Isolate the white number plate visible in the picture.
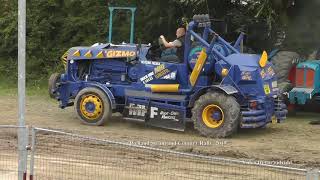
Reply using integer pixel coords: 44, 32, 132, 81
272, 81, 278, 88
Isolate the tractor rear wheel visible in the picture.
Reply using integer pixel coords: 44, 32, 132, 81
271, 51, 300, 93
75, 87, 111, 126
48, 73, 61, 99
192, 92, 240, 138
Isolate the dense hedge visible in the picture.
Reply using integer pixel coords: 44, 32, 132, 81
0, 0, 319, 85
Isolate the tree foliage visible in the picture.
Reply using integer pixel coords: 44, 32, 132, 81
0, 0, 319, 84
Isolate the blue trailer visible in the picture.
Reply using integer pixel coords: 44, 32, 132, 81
49, 14, 287, 137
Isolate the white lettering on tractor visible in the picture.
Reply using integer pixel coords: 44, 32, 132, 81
141, 61, 160, 66
128, 103, 147, 117
150, 107, 158, 118
140, 72, 154, 84
160, 111, 179, 121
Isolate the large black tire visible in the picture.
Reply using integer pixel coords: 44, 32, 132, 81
271, 51, 300, 92
75, 87, 111, 126
48, 73, 61, 99
192, 92, 240, 138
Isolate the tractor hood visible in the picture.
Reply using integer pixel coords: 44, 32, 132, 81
66, 43, 138, 60
217, 52, 279, 97
224, 54, 261, 69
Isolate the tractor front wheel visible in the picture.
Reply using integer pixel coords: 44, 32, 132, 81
75, 87, 111, 126
192, 92, 240, 138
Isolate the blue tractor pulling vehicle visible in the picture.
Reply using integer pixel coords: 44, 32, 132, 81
49, 15, 287, 138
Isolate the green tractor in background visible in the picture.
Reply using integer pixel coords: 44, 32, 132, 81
270, 49, 320, 112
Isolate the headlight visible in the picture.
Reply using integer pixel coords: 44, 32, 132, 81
221, 68, 229, 77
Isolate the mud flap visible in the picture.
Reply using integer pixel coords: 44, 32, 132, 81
123, 90, 187, 131
122, 96, 186, 131
123, 99, 148, 122
146, 105, 186, 131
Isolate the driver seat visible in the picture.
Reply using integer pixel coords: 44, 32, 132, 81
160, 48, 182, 63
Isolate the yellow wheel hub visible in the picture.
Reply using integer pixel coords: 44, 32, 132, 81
80, 94, 103, 120
202, 104, 224, 128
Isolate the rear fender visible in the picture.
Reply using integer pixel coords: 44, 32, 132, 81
188, 85, 238, 107
83, 82, 116, 109
211, 85, 238, 95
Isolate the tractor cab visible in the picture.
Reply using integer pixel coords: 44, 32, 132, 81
145, 45, 181, 63
145, 37, 184, 63
289, 60, 320, 104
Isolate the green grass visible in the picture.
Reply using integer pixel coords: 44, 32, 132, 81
0, 77, 16, 96
0, 78, 48, 96
0, 57, 56, 96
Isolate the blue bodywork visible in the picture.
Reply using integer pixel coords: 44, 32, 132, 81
289, 60, 320, 105
54, 17, 287, 130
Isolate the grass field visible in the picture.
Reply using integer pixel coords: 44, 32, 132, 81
0, 85, 319, 179
0, 79, 47, 96
0, 84, 319, 169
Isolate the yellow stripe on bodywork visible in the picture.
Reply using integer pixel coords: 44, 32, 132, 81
150, 84, 179, 93
72, 50, 81, 57
96, 51, 105, 58
190, 48, 207, 86
84, 50, 92, 58
61, 51, 69, 61
61, 50, 69, 70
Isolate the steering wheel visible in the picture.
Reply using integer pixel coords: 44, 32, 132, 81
210, 33, 218, 44
146, 44, 162, 61
158, 37, 166, 51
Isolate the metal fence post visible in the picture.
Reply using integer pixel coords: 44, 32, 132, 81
18, 0, 27, 179
17, 127, 28, 180
307, 168, 319, 180
29, 128, 36, 180
24, 127, 29, 180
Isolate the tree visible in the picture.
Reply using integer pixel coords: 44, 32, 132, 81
0, 0, 318, 84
